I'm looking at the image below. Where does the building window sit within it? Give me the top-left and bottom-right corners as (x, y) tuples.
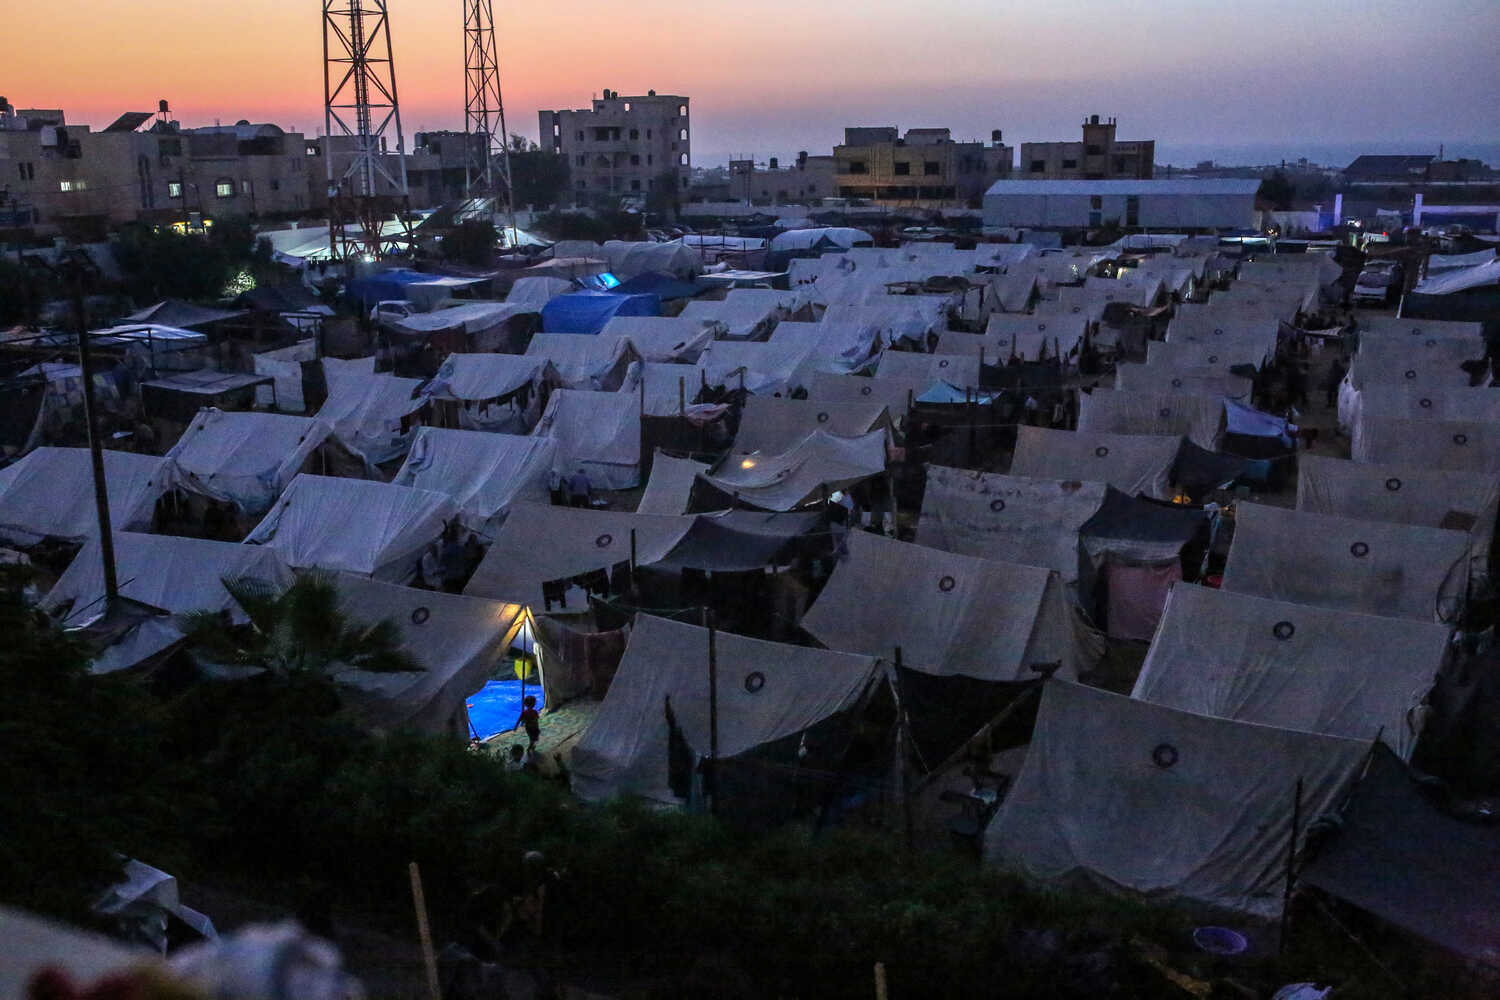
(305, 144), (319, 156)
(629, 128), (638, 140)
(848, 160), (868, 175)
(1029, 160), (1045, 173)
(679, 153), (688, 166)
(678, 105), (687, 116)
(58, 179), (87, 192)
(168, 181), (183, 198)
(630, 155), (640, 166)
(17, 162), (35, 181)
(576, 130), (584, 141)
(678, 128), (688, 141)
(893, 162), (910, 176)
(240, 179), (253, 195)
(576, 155), (586, 166)
(1126, 195), (1140, 227)
(1062, 158), (1077, 169)
(647, 154), (653, 166)
(646, 129), (652, 139)
(1089, 211), (1102, 227)
(553, 124), (560, 136)
(215, 179), (234, 198)
(270, 179), (280, 192)
(593, 127), (610, 141)
(1085, 144), (1102, 155)
(577, 179), (586, 189)
(1090, 195), (1102, 209)
(923, 161), (940, 176)
(1114, 156), (1129, 174)
(631, 179), (641, 191)
(623, 102), (631, 111)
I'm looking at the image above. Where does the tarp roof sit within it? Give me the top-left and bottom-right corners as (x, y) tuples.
(331, 574), (525, 737)
(44, 532), (294, 674)
(697, 339), (817, 396)
(598, 240), (701, 279)
(244, 474), (458, 582)
(1221, 503), (1471, 621)
(768, 227), (873, 253)
(979, 313), (1089, 361)
(0, 447), (164, 545)
(1078, 389), (1224, 450)
(1299, 743), (1500, 966)
(1297, 454), (1499, 558)
(916, 466), (1107, 584)
(533, 388), (641, 490)
(426, 353), (545, 403)
(598, 315), (715, 362)
(505, 275), (574, 308)
(464, 502), (688, 606)
(124, 299), (247, 330)
(1355, 316), (1484, 343)
(524, 331), (639, 390)
(1412, 255), (1500, 296)
(1008, 425), (1180, 500)
(679, 288), (796, 340)
(1351, 416), (1500, 472)
(1134, 583), (1449, 758)
(646, 511), (819, 573)
(571, 614), (881, 804)
(1115, 363), (1252, 399)
(801, 530), (1097, 682)
(636, 451), (712, 515)
(385, 302), (534, 336)
(541, 291), (661, 335)
(732, 396), (890, 455)
(392, 427), (556, 537)
(315, 371), (426, 468)
(985, 680), (1368, 918)
(876, 351), (982, 388)
(700, 428), (888, 511)
(805, 372), (924, 419)
(160, 408), (332, 515)
(769, 320), (882, 371)
(1145, 337), (1273, 372)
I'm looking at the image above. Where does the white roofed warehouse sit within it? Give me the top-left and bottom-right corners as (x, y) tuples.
(983, 179), (1261, 232)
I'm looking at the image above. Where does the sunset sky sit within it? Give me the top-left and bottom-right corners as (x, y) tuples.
(11, 0), (1500, 165)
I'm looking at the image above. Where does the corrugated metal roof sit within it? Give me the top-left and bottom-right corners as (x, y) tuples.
(984, 178), (1261, 196)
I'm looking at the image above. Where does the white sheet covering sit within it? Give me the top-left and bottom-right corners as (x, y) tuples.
(392, 427), (555, 537)
(801, 530), (1098, 681)
(524, 332), (639, 391)
(732, 396), (890, 455)
(0, 447), (164, 544)
(875, 351), (981, 389)
(1221, 503), (1471, 621)
(915, 467), (1107, 584)
(571, 614), (880, 804)
(984, 680), (1368, 917)
(243, 473), (457, 582)
(532, 388), (642, 490)
(316, 371), (426, 468)
(1136, 583), (1449, 757)
(1353, 416), (1500, 471)
(1115, 364), (1252, 398)
(636, 452), (712, 515)
(1008, 426), (1179, 500)
(1077, 389), (1224, 450)
(161, 408), (333, 515)
(598, 315), (716, 362)
(700, 429), (888, 511)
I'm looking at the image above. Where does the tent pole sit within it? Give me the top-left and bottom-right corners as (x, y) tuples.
(1279, 775), (1304, 955)
(894, 645), (914, 852)
(67, 261), (119, 603)
(630, 528), (637, 577)
(639, 372), (647, 482)
(704, 605), (719, 817)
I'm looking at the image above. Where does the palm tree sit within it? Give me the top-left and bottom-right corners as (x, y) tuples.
(182, 573), (422, 681)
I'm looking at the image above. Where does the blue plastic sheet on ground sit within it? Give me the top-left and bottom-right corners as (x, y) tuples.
(466, 678), (544, 742)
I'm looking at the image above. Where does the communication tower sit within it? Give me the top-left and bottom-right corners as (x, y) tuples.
(463, 0), (519, 245)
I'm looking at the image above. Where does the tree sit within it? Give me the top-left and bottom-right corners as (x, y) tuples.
(506, 133), (570, 211)
(113, 218), (273, 302)
(182, 574), (421, 681)
(442, 218), (498, 267)
(1257, 170), (1295, 211)
(646, 169), (682, 221)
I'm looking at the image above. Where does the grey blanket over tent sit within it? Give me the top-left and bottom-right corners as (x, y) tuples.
(571, 614), (881, 804)
(1133, 583), (1450, 758)
(800, 530), (1100, 682)
(1008, 426), (1180, 500)
(985, 680), (1368, 918)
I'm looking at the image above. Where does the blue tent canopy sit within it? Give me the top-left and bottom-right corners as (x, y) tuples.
(347, 268), (432, 310)
(614, 271), (703, 302)
(540, 290), (662, 335)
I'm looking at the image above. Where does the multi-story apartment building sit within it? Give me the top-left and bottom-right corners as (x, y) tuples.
(831, 127), (1012, 205)
(538, 89), (690, 206)
(1018, 115), (1155, 180)
(0, 97), (320, 239)
(726, 152), (836, 204)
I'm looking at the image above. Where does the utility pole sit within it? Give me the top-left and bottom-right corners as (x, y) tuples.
(60, 251), (119, 602)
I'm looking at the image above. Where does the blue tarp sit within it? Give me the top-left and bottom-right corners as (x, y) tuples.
(466, 677), (545, 742)
(614, 271), (703, 302)
(540, 291), (662, 335)
(347, 268), (433, 311)
(1224, 399), (1292, 445)
(916, 380), (995, 405)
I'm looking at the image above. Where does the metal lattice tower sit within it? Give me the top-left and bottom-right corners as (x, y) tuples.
(322, 0), (412, 260)
(463, 0), (518, 245)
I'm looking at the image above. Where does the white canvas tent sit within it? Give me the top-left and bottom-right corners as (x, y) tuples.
(915, 467), (1107, 585)
(506, 275), (574, 309)
(385, 302), (535, 352)
(1033, 285), (1107, 326)
(1115, 364), (1252, 399)
(524, 332), (639, 391)
(768, 320), (881, 371)
(1221, 503), (1471, 621)
(315, 371), (426, 469)
(331, 574), (526, 736)
(392, 427), (556, 537)
(1008, 426), (1179, 500)
(984, 680), (1368, 917)
(598, 315), (716, 362)
(697, 339), (818, 396)
(679, 288), (794, 340)
(805, 373), (923, 419)
(244, 473), (458, 582)
(801, 531), (1098, 682)
(876, 351), (981, 389)
(598, 240), (700, 279)
(1352, 416), (1500, 471)
(44, 532), (294, 674)
(464, 502), (690, 607)
(1145, 336), (1273, 372)
(980, 313), (1088, 362)
(423, 353), (553, 433)
(1356, 316), (1483, 343)
(699, 428), (888, 511)
(1164, 314), (1280, 360)
(160, 408), (333, 515)
(571, 614), (881, 804)
(1077, 389), (1224, 450)
(732, 396), (891, 455)
(0, 447), (164, 545)
(1297, 454), (1499, 560)
(821, 300), (948, 348)
(636, 451), (712, 515)
(532, 388), (642, 490)
(1134, 583), (1450, 758)
(252, 340), (316, 413)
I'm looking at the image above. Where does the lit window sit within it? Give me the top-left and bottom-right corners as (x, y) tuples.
(678, 128), (688, 141)
(679, 153), (688, 166)
(678, 105), (687, 116)
(59, 179), (87, 192)
(623, 102), (631, 111)
(305, 144), (319, 156)
(240, 179), (253, 195)
(168, 182), (183, 198)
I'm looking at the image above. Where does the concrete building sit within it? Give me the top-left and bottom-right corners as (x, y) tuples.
(832, 127), (1012, 205)
(982, 178), (1260, 232)
(1019, 115), (1154, 180)
(539, 89), (690, 206)
(726, 153), (836, 204)
(0, 97), (319, 239)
